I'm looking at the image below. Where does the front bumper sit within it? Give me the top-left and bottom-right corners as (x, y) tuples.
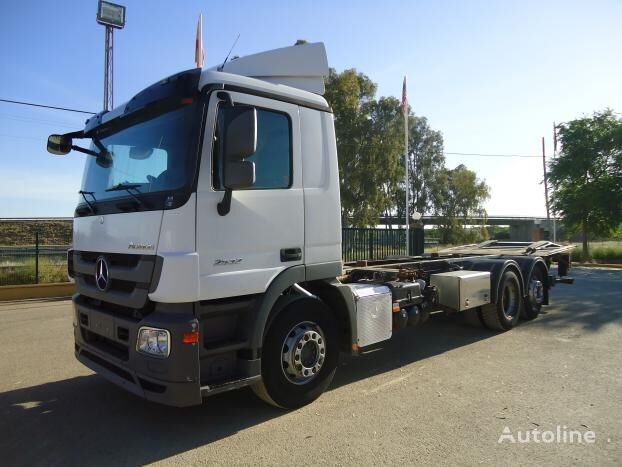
(73, 295), (202, 407)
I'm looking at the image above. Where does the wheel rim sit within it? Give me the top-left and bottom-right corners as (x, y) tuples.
(281, 321), (326, 385)
(501, 280), (519, 320)
(528, 277), (544, 308)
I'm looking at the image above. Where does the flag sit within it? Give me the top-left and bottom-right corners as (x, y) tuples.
(195, 14), (204, 68)
(401, 76), (407, 114)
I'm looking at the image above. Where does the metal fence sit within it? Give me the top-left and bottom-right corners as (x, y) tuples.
(1, 225), (427, 286)
(0, 232), (71, 286)
(342, 228), (424, 263)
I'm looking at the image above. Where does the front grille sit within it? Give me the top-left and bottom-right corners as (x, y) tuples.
(82, 328), (129, 361)
(72, 250), (159, 309)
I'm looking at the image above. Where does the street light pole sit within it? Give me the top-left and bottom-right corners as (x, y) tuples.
(96, 1), (126, 111)
(103, 25), (114, 111)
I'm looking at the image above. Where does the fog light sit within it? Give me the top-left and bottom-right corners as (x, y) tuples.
(136, 327), (170, 358)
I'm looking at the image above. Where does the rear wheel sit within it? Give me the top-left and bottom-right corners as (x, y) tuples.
(522, 266), (546, 320)
(251, 298), (338, 409)
(481, 270), (523, 331)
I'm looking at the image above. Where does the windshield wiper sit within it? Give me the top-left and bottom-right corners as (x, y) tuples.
(78, 190), (97, 214)
(106, 183), (146, 208)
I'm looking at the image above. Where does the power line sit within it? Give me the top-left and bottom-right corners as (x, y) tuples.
(0, 99), (95, 115)
(0, 98), (548, 159)
(444, 152), (540, 158)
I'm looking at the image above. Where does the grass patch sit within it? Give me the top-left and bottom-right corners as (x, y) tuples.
(572, 244), (622, 263)
(0, 257), (68, 286)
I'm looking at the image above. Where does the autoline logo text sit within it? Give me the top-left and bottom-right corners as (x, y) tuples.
(498, 426), (596, 444)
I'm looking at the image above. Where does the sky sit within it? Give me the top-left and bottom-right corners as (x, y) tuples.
(1, 0), (621, 218)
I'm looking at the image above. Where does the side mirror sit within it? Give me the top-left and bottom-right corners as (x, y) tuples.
(217, 107), (257, 215)
(223, 107), (257, 163)
(47, 134), (72, 155)
(224, 160), (255, 189)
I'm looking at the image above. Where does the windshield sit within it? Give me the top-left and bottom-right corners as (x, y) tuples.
(79, 103), (200, 211)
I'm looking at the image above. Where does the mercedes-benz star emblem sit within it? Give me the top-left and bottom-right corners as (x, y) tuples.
(95, 256), (110, 292)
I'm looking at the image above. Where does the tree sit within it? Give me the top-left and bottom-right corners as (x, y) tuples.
(324, 69), (403, 226)
(548, 110), (622, 260)
(436, 164), (490, 244)
(324, 68), (490, 235)
(409, 115), (446, 217)
(393, 115), (446, 227)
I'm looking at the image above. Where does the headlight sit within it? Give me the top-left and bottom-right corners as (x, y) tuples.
(136, 327), (170, 358)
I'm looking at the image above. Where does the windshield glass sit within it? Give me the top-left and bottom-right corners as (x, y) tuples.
(79, 103), (199, 206)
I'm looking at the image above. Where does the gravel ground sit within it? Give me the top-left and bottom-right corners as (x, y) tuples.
(0, 267), (620, 466)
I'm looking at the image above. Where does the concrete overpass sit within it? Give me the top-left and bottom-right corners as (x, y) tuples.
(378, 215), (561, 242)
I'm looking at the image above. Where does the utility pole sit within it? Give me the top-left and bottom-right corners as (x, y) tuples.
(542, 137), (551, 240)
(97, 1), (126, 111)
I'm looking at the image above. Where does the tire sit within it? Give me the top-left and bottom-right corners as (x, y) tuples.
(251, 297), (339, 409)
(463, 307), (485, 328)
(481, 270), (523, 331)
(522, 266), (546, 320)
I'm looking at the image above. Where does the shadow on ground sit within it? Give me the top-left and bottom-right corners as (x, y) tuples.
(1, 315), (496, 466)
(1, 268), (619, 466)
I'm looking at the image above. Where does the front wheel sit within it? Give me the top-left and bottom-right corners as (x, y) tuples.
(251, 297), (339, 409)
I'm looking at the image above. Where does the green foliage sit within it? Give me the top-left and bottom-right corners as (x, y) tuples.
(325, 69), (490, 236)
(325, 69), (403, 226)
(572, 245), (622, 263)
(549, 110), (622, 260)
(435, 164), (490, 244)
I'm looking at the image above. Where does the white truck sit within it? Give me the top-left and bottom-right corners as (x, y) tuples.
(48, 43), (573, 408)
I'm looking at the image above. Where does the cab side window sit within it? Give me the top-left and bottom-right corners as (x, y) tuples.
(213, 106), (292, 190)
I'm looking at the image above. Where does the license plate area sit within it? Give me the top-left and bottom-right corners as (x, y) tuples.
(88, 312), (115, 340)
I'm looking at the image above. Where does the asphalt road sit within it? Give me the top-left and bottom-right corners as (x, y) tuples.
(1, 268), (620, 466)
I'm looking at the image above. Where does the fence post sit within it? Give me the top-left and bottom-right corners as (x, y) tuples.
(35, 231), (39, 284)
(368, 229), (373, 260)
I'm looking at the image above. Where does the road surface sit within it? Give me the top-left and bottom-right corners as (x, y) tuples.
(0, 268), (620, 466)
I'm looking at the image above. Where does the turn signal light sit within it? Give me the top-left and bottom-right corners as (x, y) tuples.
(183, 331), (200, 344)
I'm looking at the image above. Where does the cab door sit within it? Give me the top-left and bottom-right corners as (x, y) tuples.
(196, 91), (303, 300)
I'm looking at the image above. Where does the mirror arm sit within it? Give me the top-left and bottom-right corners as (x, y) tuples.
(217, 189), (233, 216)
(92, 138), (107, 153)
(217, 91), (234, 107)
(71, 145), (100, 157)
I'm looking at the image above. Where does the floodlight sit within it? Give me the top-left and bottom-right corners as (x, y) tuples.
(97, 1), (126, 29)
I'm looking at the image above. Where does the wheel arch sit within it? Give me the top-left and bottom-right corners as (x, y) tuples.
(251, 266), (306, 354)
(251, 267), (353, 356)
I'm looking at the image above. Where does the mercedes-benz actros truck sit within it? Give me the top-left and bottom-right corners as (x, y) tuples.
(47, 43), (573, 409)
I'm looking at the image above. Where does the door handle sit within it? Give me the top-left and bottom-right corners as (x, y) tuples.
(280, 248), (302, 262)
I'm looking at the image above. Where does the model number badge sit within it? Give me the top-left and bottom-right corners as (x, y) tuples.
(128, 242), (154, 250)
(214, 258), (243, 266)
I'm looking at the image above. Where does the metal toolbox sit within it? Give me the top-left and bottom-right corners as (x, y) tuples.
(430, 270), (491, 311)
(344, 283), (392, 347)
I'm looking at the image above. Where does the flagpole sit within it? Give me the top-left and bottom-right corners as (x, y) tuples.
(552, 122), (557, 242)
(403, 76), (409, 256)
